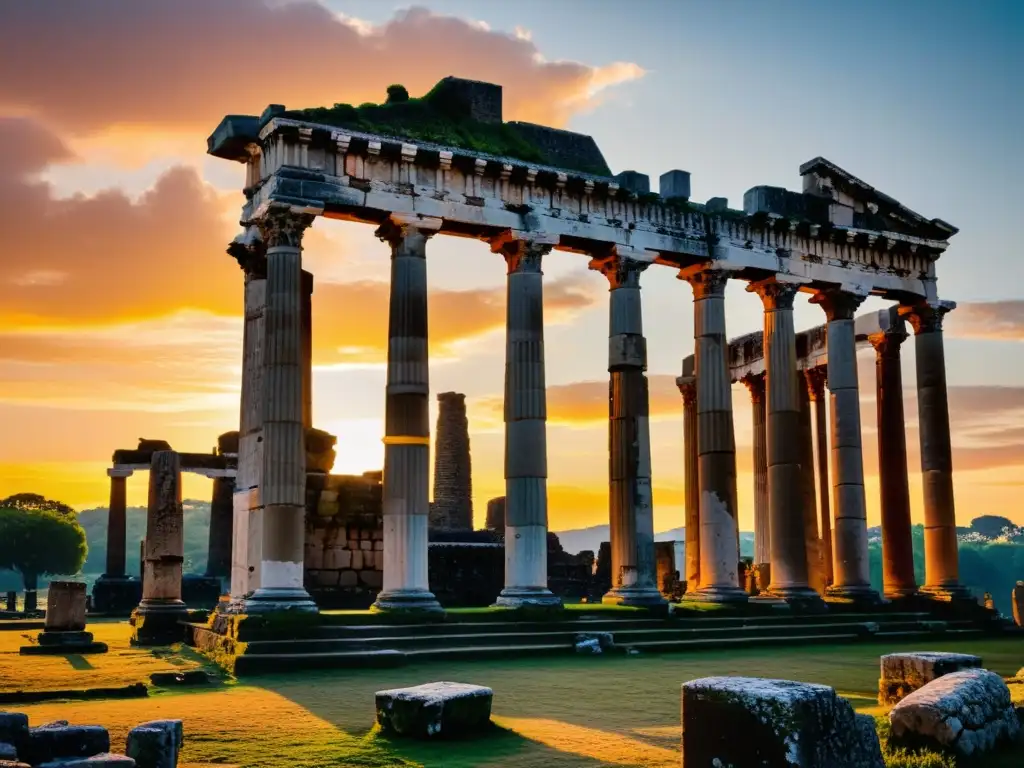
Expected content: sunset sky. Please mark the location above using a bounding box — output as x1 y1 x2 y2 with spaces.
0 0 1021 533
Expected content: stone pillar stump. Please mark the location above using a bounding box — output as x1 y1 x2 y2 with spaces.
21 581 108 654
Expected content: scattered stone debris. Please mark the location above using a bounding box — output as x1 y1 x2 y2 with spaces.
37 755 135 766
574 632 614 653
126 720 182 768
574 637 601 654
682 676 884 767
878 651 982 705
148 671 210 688
889 668 1020 757
376 682 493 739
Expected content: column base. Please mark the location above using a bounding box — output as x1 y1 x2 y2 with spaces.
766 585 828 611
918 584 974 602
242 587 319 615
825 584 882 605
130 599 189 646
372 589 445 615
883 585 920 601
494 587 563 610
602 586 667 607
682 585 749 604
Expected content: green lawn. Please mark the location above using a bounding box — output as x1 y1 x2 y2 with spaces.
2 622 1022 767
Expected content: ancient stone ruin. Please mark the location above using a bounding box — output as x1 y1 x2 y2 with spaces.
430 392 473 532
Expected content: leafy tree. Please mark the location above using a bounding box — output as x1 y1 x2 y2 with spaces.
0 493 76 518
0 507 87 609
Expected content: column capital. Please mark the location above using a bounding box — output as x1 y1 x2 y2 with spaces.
804 366 828 401
227 225 267 278
899 300 956 334
747 277 806 310
490 230 555 274
676 375 697 405
107 467 134 479
868 327 909 357
810 286 869 321
254 206 316 250
588 252 649 289
374 214 443 249
740 372 766 403
679 266 730 299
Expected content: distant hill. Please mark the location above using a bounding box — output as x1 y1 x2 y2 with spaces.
554 524 755 558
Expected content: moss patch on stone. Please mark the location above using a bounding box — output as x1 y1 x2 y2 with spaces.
285 84 611 176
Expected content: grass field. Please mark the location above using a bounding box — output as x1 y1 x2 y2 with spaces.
1 623 1022 767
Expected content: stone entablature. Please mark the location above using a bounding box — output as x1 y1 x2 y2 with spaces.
210 117 952 302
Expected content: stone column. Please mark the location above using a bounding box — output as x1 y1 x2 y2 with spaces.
812 288 878 602
749 279 819 604
683 268 746 603
206 475 235 584
900 301 968 599
742 373 770 573
247 208 318 613
132 450 187 644
493 233 561 608
373 216 443 614
431 392 473 531
798 375 823 593
869 324 918 598
590 251 664 606
104 468 132 577
301 269 314 430
676 371 700 591
805 367 833 586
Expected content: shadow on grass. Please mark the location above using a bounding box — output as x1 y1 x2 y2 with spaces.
65 655 94 671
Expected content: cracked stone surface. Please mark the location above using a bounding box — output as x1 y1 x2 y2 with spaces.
879 651 982 705
376 682 493 739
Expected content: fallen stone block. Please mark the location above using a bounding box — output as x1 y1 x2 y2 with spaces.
126 720 182 768
682 676 884 767
574 637 601 654
0 744 16 761
889 668 1019 757
376 682 493 738
37 754 136 767
0 714 27 750
574 632 614 651
878 651 982 705
21 722 110 766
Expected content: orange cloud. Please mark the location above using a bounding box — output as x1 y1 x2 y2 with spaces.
948 301 1024 341
0 4 643 136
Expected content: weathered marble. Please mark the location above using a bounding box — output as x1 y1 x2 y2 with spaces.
21 723 110 766
879 651 982 705
125 720 182 768
376 682 493 738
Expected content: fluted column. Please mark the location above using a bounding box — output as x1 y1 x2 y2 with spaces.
590 251 664 606
900 301 968 599
812 288 878 602
247 207 317 613
492 232 561 608
373 216 443 614
104 468 132 577
676 370 700 591
742 374 770 572
301 269 314 430
749 279 819 604
805 367 833 586
869 324 918 598
798 374 823 593
682 268 746 603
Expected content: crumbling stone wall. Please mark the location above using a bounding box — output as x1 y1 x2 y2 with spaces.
431 392 473 531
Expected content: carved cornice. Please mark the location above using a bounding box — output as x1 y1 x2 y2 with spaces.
810 287 869 321
255 207 315 250
899 300 955 334
740 372 766 403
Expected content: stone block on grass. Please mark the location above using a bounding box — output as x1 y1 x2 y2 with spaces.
37 755 136 767
889 668 1019 757
878 651 982 705
376 682 492 738
681 676 884 767
21 722 110 766
0 713 27 750
126 720 182 768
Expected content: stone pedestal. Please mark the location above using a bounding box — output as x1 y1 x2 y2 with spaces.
132 451 188 645
813 288 879 603
901 302 970 600
870 327 918 599
493 234 561 608
431 392 474 532
751 279 821 606
682 269 745 604
373 217 443 614
21 581 108 655
592 252 663 606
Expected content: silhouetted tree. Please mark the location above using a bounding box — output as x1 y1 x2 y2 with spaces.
0 493 76 518
0 507 87 611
